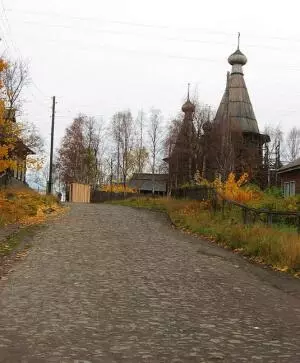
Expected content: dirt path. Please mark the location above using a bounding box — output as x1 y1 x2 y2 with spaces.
0 203 300 362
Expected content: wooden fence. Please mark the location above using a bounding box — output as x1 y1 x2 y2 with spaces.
69 183 91 203
91 191 139 203
172 186 215 200
213 193 300 235
173 186 300 234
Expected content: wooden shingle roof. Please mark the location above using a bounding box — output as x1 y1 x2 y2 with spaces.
214 47 260 134
277 158 300 174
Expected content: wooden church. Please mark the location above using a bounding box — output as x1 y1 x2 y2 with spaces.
166 36 270 190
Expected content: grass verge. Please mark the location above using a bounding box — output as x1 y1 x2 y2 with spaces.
0 187 63 227
0 225 40 257
111 197 300 276
0 187 65 261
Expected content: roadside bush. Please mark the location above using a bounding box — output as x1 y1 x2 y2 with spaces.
100 184 136 193
0 187 61 227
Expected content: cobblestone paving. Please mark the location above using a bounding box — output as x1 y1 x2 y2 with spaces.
1 204 300 363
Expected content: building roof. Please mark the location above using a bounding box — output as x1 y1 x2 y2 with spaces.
128 173 168 192
277 157 300 174
182 84 195 113
214 42 260 134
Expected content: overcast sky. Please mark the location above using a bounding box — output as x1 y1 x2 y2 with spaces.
2 0 300 152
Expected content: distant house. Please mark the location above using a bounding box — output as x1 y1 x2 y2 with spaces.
128 173 168 195
0 109 34 187
277 158 300 197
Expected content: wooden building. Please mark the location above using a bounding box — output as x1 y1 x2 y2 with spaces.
166 87 197 191
165 36 270 190
128 173 168 195
277 158 300 197
202 36 270 185
0 109 34 186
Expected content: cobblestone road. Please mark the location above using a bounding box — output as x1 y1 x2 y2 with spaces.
1 204 300 363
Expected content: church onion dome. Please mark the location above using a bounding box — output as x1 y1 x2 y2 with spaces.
182 83 195 113
228 48 247 66
182 99 195 113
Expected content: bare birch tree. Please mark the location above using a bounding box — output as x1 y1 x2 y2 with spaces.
112 112 123 182
148 108 163 195
285 127 300 162
2 59 30 115
115 111 135 188
136 109 147 173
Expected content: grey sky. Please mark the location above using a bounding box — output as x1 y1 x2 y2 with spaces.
2 0 300 151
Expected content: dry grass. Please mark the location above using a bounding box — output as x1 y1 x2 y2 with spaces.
113 197 300 275
0 187 63 227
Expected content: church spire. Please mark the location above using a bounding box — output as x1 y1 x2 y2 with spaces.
228 32 247 75
214 37 259 134
182 83 195 114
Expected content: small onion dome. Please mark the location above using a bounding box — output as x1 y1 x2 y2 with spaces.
228 49 247 66
182 99 195 113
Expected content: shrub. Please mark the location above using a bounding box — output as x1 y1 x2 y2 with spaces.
100 184 136 193
0 187 61 227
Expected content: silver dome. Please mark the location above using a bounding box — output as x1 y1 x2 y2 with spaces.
228 49 247 66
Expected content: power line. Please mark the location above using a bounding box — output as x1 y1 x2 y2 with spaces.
19 37 300 72
18 19 286 52
0 2 51 102
0 0 20 55
7 7 300 45
0 13 11 54
6 13 298 53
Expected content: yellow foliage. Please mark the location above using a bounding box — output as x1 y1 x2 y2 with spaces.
0 59 21 173
0 187 63 227
195 171 261 203
26 155 45 172
100 184 136 193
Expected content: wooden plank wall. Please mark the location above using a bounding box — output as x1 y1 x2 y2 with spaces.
70 183 91 203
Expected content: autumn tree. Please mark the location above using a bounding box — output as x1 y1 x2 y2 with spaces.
163 117 182 174
285 126 300 162
0 59 20 175
135 109 148 173
148 108 163 194
57 114 104 188
83 116 104 187
119 111 134 187
2 59 29 116
111 110 136 187
0 57 44 182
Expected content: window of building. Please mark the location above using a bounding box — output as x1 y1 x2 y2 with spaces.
290 181 296 196
283 181 296 197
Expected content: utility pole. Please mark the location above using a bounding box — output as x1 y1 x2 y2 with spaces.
47 96 56 194
110 158 113 197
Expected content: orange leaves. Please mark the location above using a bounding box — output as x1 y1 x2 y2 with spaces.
26 155 45 172
0 58 7 72
100 184 136 193
195 171 261 203
216 172 261 203
0 187 63 227
0 145 9 158
0 58 22 173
